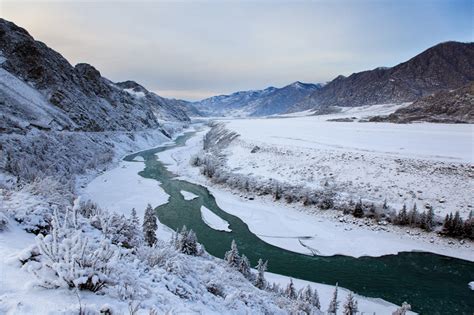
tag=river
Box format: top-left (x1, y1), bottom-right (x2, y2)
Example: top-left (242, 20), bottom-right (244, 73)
top-left (124, 132), bottom-right (474, 315)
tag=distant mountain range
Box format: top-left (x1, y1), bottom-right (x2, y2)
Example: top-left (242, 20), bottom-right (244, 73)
top-left (0, 18), bottom-right (190, 134)
top-left (190, 41), bottom-right (474, 119)
top-left (192, 81), bottom-right (322, 117)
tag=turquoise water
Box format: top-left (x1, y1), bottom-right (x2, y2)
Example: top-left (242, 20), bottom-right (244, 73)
top-left (125, 132), bottom-right (474, 314)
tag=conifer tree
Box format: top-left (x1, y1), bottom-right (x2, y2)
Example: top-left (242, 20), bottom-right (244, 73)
top-left (328, 283), bottom-right (339, 314)
top-left (142, 204), bottom-right (157, 246)
top-left (224, 240), bottom-right (241, 268)
top-left (383, 198), bottom-right (388, 210)
top-left (300, 285), bottom-right (320, 309)
top-left (255, 258), bottom-right (267, 289)
top-left (285, 278), bottom-right (297, 300)
top-left (179, 226), bottom-right (198, 255)
top-left (238, 254), bottom-right (252, 279)
top-left (425, 207), bottom-right (434, 232)
top-left (409, 203), bottom-right (418, 226)
top-left (397, 204), bottom-right (409, 225)
top-left (342, 292), bottom-right (358, 315)
top-left (353, 199), bottom-right (364, 218)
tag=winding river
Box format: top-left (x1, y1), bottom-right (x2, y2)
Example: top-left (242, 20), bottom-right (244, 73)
top-left (125, 132), bottom-right (474, 315)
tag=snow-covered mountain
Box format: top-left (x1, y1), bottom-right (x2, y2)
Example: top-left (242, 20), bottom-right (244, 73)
top-left (0, 18), bottom-right (190, 134)
top-left (291, 41), bottom-right (474, 113)
top-left (192, 81), bottom-right (322, 117)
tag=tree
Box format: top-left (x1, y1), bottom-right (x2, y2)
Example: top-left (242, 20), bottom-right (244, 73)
top-left (409, 203), bottom-right (418, 227)
top-left (397, 204), bottom-right (409, 225)
top-left (383, 198), bottom-right (388, 210)
top-left (224, 240), bottom-right (241, 268)
top-left (130, 208), bottom-right (139, 226)
top-left (342, 292), bottom-right (358, 315)
top-left (142, 204), bottom-right (157, 246)
top-left (392, 302), bottom-right (411, 315)
top-left (328, 283), bottom-right (339, 314)
top-left (425, 207), bottom-right (435, 232)
top-left (254, 258), bottom-right (267, 289)
top-left (238, 254), bottom-right (252, 279)
top-left (300, 285), bottom-right (320, 310)
top-left (353, 199), bottom-right (364, 218)
top-left (179, 226), bottom-right (198, 255)
top-left (285, 278), bottom-right (297, 300)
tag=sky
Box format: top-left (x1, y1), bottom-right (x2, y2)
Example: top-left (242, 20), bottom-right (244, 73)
top-left (1, 0), bottom-right (472, 101)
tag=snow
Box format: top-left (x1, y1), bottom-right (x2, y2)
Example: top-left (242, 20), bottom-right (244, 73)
top-left (81, 158), bottom-right (174, 240)
top-left (156, 127), bottom-right (474, 261)
top-left (469, 281), bottom-right (474, 290)
top-left (220, 112), bottom-right (473, 218)
top-left (266, 272), bottom-right (415, 315)
top-left (180, 190), bottom-right (199, 200)
top-left (200, 206), bottom-right (232, 232)
top-left (123, 88), bottom-right (146, 98)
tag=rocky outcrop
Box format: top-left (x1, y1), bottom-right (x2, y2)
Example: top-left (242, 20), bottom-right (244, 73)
top-left (369, 82), bottom-right (474, 123)
top-left (0, 18), bottom-right (190, 133)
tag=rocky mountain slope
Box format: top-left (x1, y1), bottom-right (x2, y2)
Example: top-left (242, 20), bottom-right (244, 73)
top-left (369, 81), bottom-right (474, 123)
top-left (192, 81), bottom-right (321, 117)
top-left (292, 41), bottom-right (474, 112)
top-left (0, 18), bottom-right (189, 134)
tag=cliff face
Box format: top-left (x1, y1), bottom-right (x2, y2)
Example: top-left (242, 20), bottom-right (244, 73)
top-left (0, 18), bottom-right (189, 133)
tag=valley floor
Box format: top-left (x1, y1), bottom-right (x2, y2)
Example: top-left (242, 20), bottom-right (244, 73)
top-left (157, 121), bottom-right (473, 261)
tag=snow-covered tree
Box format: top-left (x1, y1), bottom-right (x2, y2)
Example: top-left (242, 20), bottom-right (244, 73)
top-left (396, 204), bottom-right (409, 225)
top-left (342, 292), bottom-right (358, 315)
top-left (408, 203), bottom-right (418, 227)
top-left (178, 226), bottom-right (199, 256)
top-left (224, 240), bottom-right (241, 268)
top-left (299, 284), bottom-right (320, 310)
top-left (285, 278), bottom-right (297, 300)
top-left (238, 254), bottom-right (252, 279)
top-left (327, 283), bottom-right (339, 314)
top-left (142, 204), bottom-right (157, 246)
top-left (392, 302), bottom-right (411, 315)
top-left (254, 258), bottom-right (267, 289)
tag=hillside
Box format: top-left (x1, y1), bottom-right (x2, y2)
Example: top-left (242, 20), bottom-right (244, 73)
top-left (292, 41), bottom-right (474, 112)
top-left (0, 18), bottom-right (189, 134)
top-left (369, 82), bottom-right (474, 123)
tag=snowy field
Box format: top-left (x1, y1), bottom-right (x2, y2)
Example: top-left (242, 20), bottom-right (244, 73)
top-left (220, 107), bottom-right (473, 218)
top-left (157, 127), bottom-right (473, 261)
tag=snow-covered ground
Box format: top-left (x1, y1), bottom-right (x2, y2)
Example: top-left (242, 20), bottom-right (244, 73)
top-left (200, 205), bottom-right (232, 232)
top-left (157, 127), bottom-right (473, 261)
top-left (221, 109), bottom-right (473, 218)
top-left (180, 190), bottom-right (199, 200)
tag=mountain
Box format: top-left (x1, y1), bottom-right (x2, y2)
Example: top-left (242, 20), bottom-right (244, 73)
top-left (291, 41), bottom-right (474, 112)
top-left (0, 18), bottom-right (189, 134)
top-left (192, 81), bottom-right (322, 117)
top-left (369, 81), bottom-right (474, 123)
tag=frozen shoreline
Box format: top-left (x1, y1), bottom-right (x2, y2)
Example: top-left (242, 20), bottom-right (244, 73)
top-left (200, 205), bottom-right (232, 232)
top-left (156, 128), bottom-right (473, 261)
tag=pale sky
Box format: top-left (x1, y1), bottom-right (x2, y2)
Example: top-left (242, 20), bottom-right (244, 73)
top-left (1, 0), bottom-right (472, 100)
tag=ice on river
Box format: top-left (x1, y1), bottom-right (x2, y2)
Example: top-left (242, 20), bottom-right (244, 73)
top-left (200, 206), bottom-right (231, 232)
top-left (180, 190), bottom-right (199, 200)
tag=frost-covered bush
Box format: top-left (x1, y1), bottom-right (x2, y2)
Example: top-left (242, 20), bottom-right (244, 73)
top-left (0, 211), bottom-right (10, 231)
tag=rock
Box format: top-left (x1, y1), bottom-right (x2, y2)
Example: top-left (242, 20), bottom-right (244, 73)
top-left (438, 198), bottom-right (446, 203)
top-left (250, 146), bottom-right (261, 153)
top-left (430, 238), bottom-right (434, 243)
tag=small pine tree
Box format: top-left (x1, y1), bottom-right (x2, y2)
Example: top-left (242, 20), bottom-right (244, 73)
top-left (238, 254), bottom-right (252, 279)
top-left (130, 208), bottom-right (139, 226)
top-left (300, 284), bottom-right (320, 309)
top-left (408, 203), bottom-right (418, 227)
top-left (397, 204), bottom-right (409, 225)
top-left (392, 302), bottom-right (411, 315)
top-left (179, 226), bottom-right (198, 255)
top-left (285, 278), bottom-right (297, 300)
top-left (255, 258), bottom-right (267, 289)
top-left (311, 287), bottom-right (321, 310)
top-left (328, 282), bottom-right (339, 314)
top-left (353, 199), bottom-right (364, 218)
top-left (224, 240), bottom-right (241, 268)
top-left (383, 198), bottom-right (388, 210)
top-left (425, 207), bottom-right (435, 232)
top-left (142, 204), bottom-right (157, 246)
top-left (343, 292), bottom-right (358, 315)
